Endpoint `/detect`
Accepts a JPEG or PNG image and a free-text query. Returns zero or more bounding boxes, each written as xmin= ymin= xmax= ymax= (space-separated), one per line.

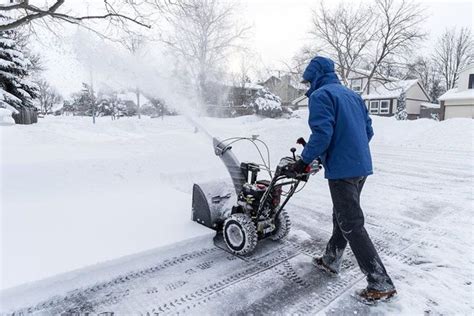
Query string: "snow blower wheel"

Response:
xmin=223 ymin=214 xmax=258 ymax=255
xmin=270 ymin=209 xmax=291 ymax=241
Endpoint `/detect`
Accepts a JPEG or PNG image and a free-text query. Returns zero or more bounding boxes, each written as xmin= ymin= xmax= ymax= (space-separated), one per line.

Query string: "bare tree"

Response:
xmin=0 ymin=0 xmax=155 ymax=32
xmin=407 ymin=56 xmax=444 ymax=102
xmin=121 ymin=33 xmax=147 ymax=119
xmin=362 ymin=0 xmax=426 ymax=91
xmin=433 ymin=27 xmax=473 ymax=90
xmin=307 ymin=0 xmax=425 ymax=89
xmin=310 ymin=2 xmax=376 ymax=85
xmin=34 ymin=78 xmax=63 ymax=114
xmin=159 ymin=0 xmax=250 ymax=104
xmin=283 ymin=45 xmax=319 ymax=83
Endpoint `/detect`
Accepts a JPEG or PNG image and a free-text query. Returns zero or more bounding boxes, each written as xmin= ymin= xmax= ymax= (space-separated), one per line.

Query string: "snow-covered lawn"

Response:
xmin=1 ymin=112 xmax=473 ymax=314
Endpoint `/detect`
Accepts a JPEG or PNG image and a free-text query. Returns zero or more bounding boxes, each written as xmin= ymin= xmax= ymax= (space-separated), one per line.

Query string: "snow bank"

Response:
xmin=0 ymin=116 xmax=223 ymax=290
xmin=0 ymin=108 xmax=14 ymax=126
xmin=369 ymin=115 xmax=473 ymax=151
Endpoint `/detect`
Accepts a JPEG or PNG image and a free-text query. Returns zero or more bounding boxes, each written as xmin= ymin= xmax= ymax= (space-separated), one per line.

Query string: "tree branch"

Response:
xmin=0 ymin=0 xmax=151 ymax=32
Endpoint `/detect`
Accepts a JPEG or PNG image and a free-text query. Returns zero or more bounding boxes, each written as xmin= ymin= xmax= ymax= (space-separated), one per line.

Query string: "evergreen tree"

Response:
xmin=0 ymin=29 xmax=37 ymax=111
xmin=250 ymin=88 xmax=283 ymax=118
xmin=71 ymin=83 xmax=96 ymax=117
xmin=395 ymin=91 xmax=408 ymax=120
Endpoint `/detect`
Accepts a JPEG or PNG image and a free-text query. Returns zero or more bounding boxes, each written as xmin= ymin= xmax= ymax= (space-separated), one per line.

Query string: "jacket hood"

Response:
xmin=303 ymin=56 xmax=341 ymax=97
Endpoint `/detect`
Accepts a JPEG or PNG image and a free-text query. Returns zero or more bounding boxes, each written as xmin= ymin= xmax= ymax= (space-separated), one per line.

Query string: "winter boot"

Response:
xmin=355 ymin=288 xmax=397 ymax=304
xmin=312 ymin=257 xmax=338 ymax=276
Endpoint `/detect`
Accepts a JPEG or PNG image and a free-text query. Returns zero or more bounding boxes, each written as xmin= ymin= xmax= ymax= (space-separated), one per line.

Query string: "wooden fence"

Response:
xmin=12 ymin=108 xmax=38 ymax=125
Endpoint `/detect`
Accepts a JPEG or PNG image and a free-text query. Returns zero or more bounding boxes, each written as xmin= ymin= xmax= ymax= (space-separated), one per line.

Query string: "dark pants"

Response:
xmin=322 ymin=176 xmax=395 ymax=291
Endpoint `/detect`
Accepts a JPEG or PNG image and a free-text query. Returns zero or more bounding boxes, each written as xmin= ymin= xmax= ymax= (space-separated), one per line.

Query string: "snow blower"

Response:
xmin=192 ymin=136 xmax=320 ymax=255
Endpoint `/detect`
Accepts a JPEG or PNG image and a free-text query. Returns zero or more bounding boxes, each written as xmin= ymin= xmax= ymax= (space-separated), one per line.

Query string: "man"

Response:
xmin=292 ymin=56 xmax=397 ymax=302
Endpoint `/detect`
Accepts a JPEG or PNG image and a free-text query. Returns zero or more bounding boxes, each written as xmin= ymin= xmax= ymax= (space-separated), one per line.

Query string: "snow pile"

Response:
xmin=0 ymin=116 xmax=221 ymax=290
xmin=370 ymin=115 xmax=472 ymax=151
xmin=0 ymin=107 xmax=15 ymax=125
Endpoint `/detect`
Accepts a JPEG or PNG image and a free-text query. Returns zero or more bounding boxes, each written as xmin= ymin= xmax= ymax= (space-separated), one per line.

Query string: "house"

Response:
xmin=362 ymin=79 xmax=430 ymax=119
xmin=290 ymin=69 xmax=430 ymax=119
xmin=226 ymin=82 xmax=263 ymax=106
xmin=203 ymin=82 xmax=263 ymax=117
xmin=438 ymin=65 xmax=474 ymax=120
xmin=262 ymin=75 xmax=306 ymax=106
xmin=347 ymin=69 xmax=430 ymax=119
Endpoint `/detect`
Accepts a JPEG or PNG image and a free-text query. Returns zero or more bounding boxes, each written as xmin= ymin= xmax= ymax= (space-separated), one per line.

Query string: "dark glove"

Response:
xmin=291 ymin=159 xmax=310 ymax=174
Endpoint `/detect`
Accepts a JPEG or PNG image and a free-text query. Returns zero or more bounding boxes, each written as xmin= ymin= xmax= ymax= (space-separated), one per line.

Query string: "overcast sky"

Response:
xmin=28 ymin=0 xmax=473 ymax=95
xmin=241 ymin=0 xmax=473 ymax=70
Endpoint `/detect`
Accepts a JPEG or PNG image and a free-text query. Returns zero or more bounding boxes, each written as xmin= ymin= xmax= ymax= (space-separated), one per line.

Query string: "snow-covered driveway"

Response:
xmin=1 ymin=114 xmax=472 ymax=314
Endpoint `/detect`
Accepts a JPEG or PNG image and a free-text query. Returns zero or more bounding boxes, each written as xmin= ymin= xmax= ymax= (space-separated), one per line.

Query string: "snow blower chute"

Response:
xmin=192 ymin=137 xmax=321 ymax=255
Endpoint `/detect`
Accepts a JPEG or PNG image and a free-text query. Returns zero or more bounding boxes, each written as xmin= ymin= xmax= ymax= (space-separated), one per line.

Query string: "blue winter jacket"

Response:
xmin=301 ymin=57 xmax=374 ymax=180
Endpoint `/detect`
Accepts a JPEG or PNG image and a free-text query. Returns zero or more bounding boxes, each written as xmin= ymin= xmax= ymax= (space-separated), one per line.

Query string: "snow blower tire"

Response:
xmin=223 ymin=214 xmax=258 ymax=255
xmin=270 ymin=209 xmax=291 ymax=241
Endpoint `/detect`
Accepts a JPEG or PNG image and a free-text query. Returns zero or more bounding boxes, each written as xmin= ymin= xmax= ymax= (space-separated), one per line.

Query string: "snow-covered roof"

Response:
xmin=51 ymin=103 xmax=64 ymax=112
xmin=438 ymin=88 xmax=474 ymax=101
xmin=263 ymin=75 xmax=306 ymax=91
xmin=459 ymin=64 xmax=474 ymax=75
xmin=362 ymin=80 xmax=419 ymax=100
xmin=117 ymin=92 xmax=151 ymax=105
xmin=420 ymin=102 xmax=440 ymax=109
xmin=243 ymin=82 xmax=264 ymax=90
xmin=221 ymin=81 xmax=263 ymax=90
xmin=291 ymin=95 xmax=308 ymax=105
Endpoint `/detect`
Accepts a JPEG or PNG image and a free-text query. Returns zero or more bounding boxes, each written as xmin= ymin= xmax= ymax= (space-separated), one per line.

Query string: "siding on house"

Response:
xmin=445 ymin=105 xmax=474 ymax=119
xmin=262 ymin=75 xmax=305 ymax=106
xmin=405 ymin=83 xmax=430 ymax=115
xmin=438 ymin=65 xmax=474 ymax=120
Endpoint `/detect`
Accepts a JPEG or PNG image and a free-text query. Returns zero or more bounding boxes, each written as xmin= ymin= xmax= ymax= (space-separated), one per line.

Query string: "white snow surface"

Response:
xmin=0 ymin=108 xmax=14 ymax=126
xmin=1 ymin=112 xmax=473 ymax=314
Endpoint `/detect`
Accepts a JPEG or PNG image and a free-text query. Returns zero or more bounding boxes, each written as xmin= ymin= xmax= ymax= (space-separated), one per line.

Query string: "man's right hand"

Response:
xmin=291 ymin=159 xmax=311 ymax=174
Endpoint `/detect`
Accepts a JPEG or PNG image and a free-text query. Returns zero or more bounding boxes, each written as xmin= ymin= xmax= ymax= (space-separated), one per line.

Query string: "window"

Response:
xmin=351 ymin=79 xmax=362 ymax=93
xmin=369 ymin=101 xmax=379 ymax=114
xmin=469 ymin=74 xmax=474 ymax=89
xmin=380 ymin=100 xmax=390 ymax=114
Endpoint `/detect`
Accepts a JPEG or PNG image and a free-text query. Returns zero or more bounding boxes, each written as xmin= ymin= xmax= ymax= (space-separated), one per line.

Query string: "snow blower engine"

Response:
xmin=192 ymin=136 xmax=320 ymax=255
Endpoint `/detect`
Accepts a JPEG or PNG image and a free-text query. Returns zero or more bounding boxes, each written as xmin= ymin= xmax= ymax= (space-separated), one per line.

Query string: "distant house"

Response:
xmin=116 ymin=91 xmax=151 ymax=108
xmin=202 ymin=82 xmax=263 ymax=117
xmin=226 ymin=82 xmax=263 ymax=106
xmin=438 ymin=65 xmax=474 ymax=120
xmin=362 ymin=80 xmax=430 ymax=119
xmin=262 ymin=75 xmax=306 ymax=106
xmin=290 ymin=69 xmax=430 ymax=119
xmin=347 ymin=69 xmax=430 ymax=119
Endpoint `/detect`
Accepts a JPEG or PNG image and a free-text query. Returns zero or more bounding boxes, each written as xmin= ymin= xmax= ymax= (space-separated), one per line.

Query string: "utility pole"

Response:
xmin=136 ymin=87 xmax=141 ymax=119
xmin=90 ymin=69 xmax=96 ymax=124
xmin=87 ymin=4 xmax=96 ymax=125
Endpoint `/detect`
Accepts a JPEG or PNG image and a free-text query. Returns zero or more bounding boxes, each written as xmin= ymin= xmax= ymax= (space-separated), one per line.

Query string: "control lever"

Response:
xmin=290 ymin=147 xmax=296 ymax=160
